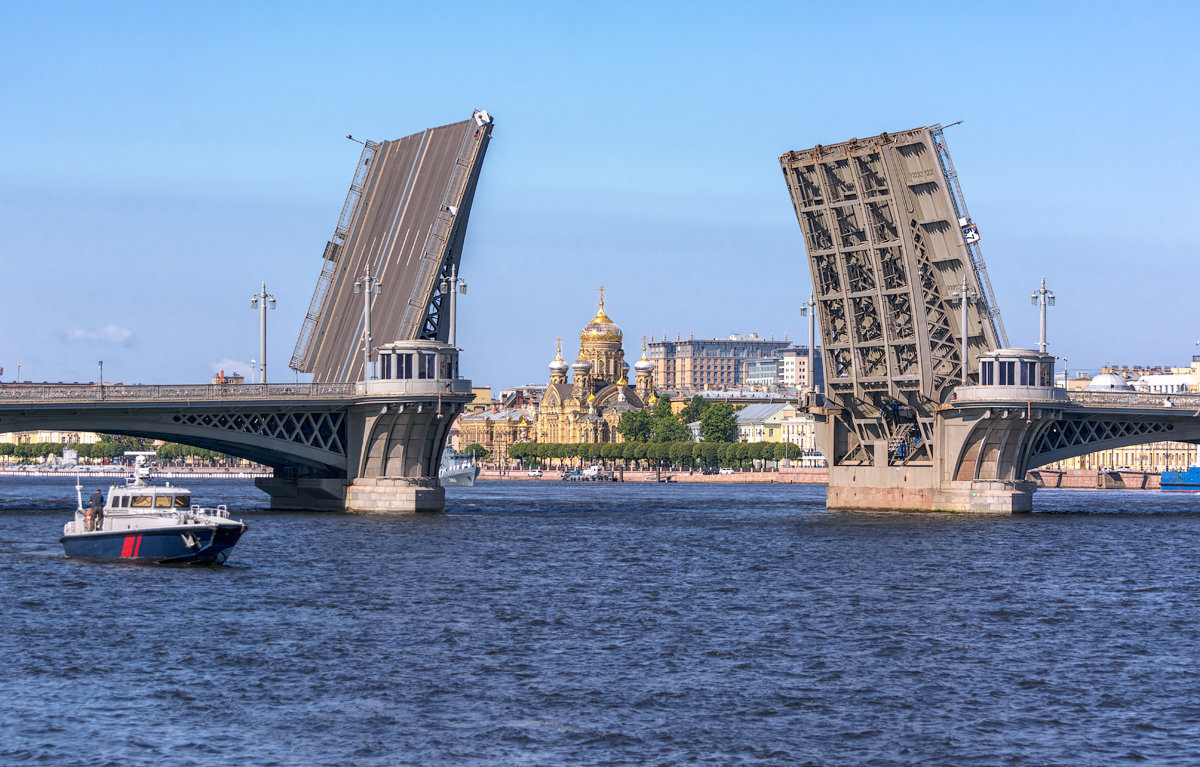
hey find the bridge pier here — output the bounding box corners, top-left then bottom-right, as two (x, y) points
(255, 477), (348, 511)
(819, 449), (1037, 514)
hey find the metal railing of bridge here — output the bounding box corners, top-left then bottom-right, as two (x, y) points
(0, 383), (361, 403)
(1066, 391), (1200, 410)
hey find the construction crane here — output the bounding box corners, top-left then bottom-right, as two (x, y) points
(928, 121), (1010, 348)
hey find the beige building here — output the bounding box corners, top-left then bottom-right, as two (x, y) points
(648, 333), (790, 393)
(0, 431), (102, 445)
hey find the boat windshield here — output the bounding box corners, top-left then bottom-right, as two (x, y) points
(130, 496), (152, 508)
(174, 495), (190, 507)
(155, 496), (172, 508)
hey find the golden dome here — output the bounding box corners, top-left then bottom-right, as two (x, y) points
(587, 392), (596, 402)
(581, 287), (622, 344)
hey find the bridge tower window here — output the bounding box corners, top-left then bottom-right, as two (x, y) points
(981, 361), (994, 386)
(998, 361), (1015, 386)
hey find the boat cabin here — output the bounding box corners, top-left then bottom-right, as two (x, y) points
(105, 483), (190, 512)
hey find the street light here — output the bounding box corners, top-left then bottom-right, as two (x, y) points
(798, 291), (817, 398)
(353, 264), (382, 380)
(951, 275), (978, 385)
(1060, 356), (1068, 388)
(250, 282), (276, 383)
(1031, 277), (1055, 354)
(250, 359), (256, 384)
(98, 361), (103, 400)
(438, 264), (467, 347)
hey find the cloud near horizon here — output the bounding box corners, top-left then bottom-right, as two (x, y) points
(65, 324), (134, 345)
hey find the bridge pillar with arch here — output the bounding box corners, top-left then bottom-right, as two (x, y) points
(0, 341), (472, 513)
(782, 126), (1200, 512)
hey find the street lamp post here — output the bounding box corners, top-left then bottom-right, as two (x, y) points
(1061, 357), (1068, 389)
(951, 275), (978, 384)
(353, 264), (382, 380)
(250, 282), (276, 383)
(98, 360), (103, 400)
(799, 292), (817, 398)
(250, 359), (256, 384)
(439, 264), (467, 347)
(1031, 277), (1056, 354)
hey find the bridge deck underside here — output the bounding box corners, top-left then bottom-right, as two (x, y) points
(0, 403), (350, 477)
(302, 118), (491, 383)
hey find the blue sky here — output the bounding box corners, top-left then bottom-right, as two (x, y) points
(2, 1), (1197, 388)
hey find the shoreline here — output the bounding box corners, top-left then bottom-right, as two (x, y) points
(0, 468), (272, 479)
(480, 467), (1181, 491)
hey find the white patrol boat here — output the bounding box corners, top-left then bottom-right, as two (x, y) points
(59, 452), (247, 565)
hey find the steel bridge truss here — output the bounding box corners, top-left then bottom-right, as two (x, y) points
(781, 126), (1003, 467)
(172, 410), (347, 457)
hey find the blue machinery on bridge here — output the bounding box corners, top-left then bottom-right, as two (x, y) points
(780, 125), (1200, 512)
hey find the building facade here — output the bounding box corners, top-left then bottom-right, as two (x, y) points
(648, 333), (790, 393)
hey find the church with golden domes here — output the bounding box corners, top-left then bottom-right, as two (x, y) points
(536, 288), (656, 444)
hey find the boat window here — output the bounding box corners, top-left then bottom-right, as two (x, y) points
(130, 495), (152, 507)
(174, 495), (190, 507)
(155, 495), (172, 508)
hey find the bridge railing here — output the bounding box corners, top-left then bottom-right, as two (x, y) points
(1067, 390), (1200, 410)
(0, 383), (361, 403)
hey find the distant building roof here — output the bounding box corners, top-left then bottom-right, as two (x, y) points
(735, 403), (792, 424)
(1084, 373), (1134, 392)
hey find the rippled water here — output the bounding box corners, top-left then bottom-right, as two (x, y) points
(3, 477), (1200, 765)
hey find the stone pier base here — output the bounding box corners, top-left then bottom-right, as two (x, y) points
(826, 467), (1035, 513)
(345, 478), (445, 513)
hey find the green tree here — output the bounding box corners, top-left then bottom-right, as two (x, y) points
(700, 402), (738, 442)
(462, 443), (492, 462)
(649, 397), (690, 443)
(678, 395), (710, 425)
(618, 409), (653, 442)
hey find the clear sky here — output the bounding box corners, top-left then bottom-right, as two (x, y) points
(2, 1), (1197, 388)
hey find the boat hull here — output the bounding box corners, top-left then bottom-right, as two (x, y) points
(60, 523), (246, 565)
(439, 467), (479, 487)
(1161, 466), (1200, 492)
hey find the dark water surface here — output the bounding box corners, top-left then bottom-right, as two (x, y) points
(3, 477), (1200, 766)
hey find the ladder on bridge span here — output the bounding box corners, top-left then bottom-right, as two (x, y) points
(928, 121), (1009, 348)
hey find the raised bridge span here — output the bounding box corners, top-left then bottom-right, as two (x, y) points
(781, 125), (1200, 511)
(3, 110), (495, 512)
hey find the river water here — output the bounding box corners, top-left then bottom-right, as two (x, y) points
(2, 477), (1200, 766)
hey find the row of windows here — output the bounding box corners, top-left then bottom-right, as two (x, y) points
(980, 360), (1047, 386)
(379, 352), (454, 381)
(110, 494), (190, 508)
